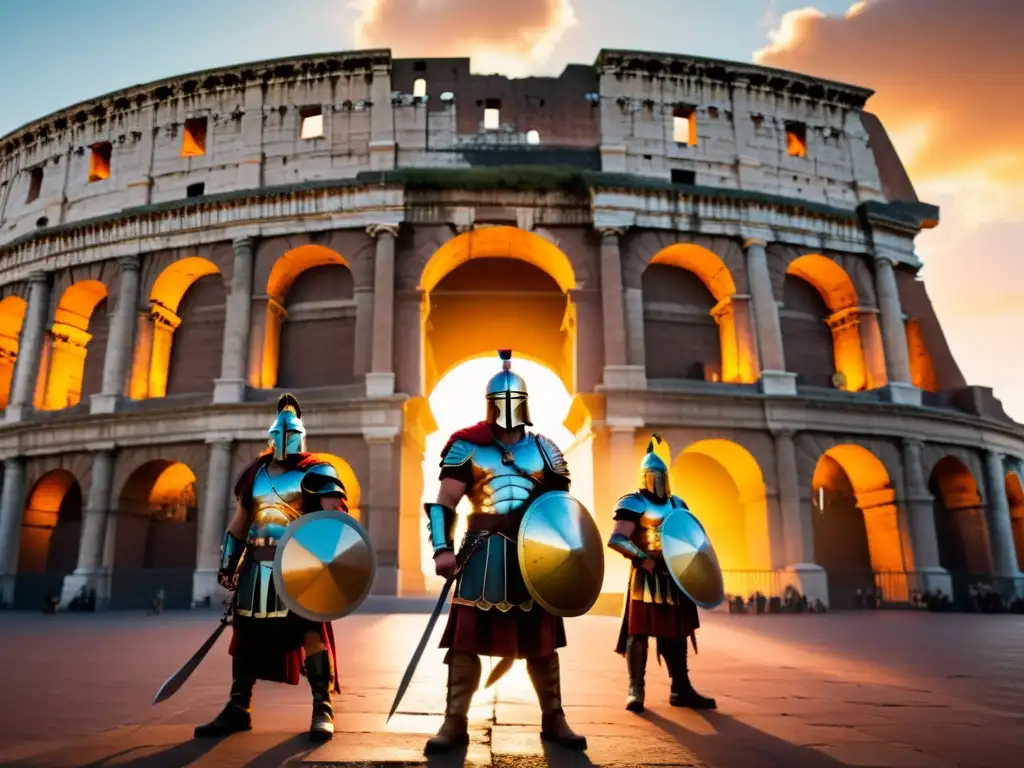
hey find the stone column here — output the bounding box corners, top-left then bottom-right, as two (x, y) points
(858, 308), (888, 390)
(369, 62), (396, 171)
(0, 457), (26, 604)
(6, 272), (52, 423)
(193, 439), (234, 605)
(147, 305), (181, 399)
(874, 256), (920, 405)
(214, 237), (256, 404)
(744, 239), (795, 395)
(983, 449), (1023, 580)
(61, 449), (116, 605)
(730, 294), (760, 384)
(772, 429), (827, 604)
(91, 256), (141, 414)
(367, 224), (399, 397)
(365, 428), (400, 595)
(900, 438), (951, 595)
(600, 229), (644, 388)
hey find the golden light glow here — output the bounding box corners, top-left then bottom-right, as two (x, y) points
(786, 123), (808, 158)
(420, 227), (577, 395)
(672, 440), (771, 596)
(38, 280), (108, 411)
(149, 462), (197, 506)
(1005, 471), (1024, 572)
(19, 469), (78, 575)
(787, 254), (867, 391)
(419, 226), (576, 294)
(672, 106), (698, 146)
(0, 296), (27, 409)
(309, 453), (362, 520)
(88, 143), (112, 183)
(130, 258), (220, 400)
(181, 117), (208, 157)
(905, 318), (939, 392)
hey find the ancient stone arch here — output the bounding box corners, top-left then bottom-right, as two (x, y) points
(927, 454), (991, 575)
(0, 295), (27, 408)
(37, 279), (108, 411)
(1004, 470), (1024, 572)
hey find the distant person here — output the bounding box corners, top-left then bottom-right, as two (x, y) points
(42, 593), (59, 614)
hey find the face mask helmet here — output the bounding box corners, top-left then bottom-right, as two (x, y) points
(639, 433), (671, 501)
(267, 393), (307, 461)
(485, 349), (532, 431)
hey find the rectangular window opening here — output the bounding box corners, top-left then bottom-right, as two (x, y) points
(671, 169), (696, 186)
(672, 105), (697, 146)
(786, 121), (808, 158)
(88, 142), (112, 183)
(181, 117), (208, 157)
(26, 167), (43, 203)
(413, 78), (428, 99)
(300, 107), (324, 140)
(186, 182), (205, 198)
(484, 98), (501, 130)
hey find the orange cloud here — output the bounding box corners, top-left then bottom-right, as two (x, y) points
(353, 0), (577, 75)
(754, 0), (1024, 186)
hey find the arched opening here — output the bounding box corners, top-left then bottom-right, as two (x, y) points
(253, 245), (355, 389)
(672, 439), (771, 597)
(419, 227), (577, 396)
(0, 296), (27, 408)
(811, 445), (907, 608)
(643, 245), (748, 383)
(1006, 472), (1024, 572)
(308, 453), (362, 521)
(36, 280), (109, 411)
(929, 456), (991, 581)
(782, 254), (868, 392)
(418, 357), (581, 590)
(130, 257), (224, 399)
(14, 470), (82, 609)
(110, 460), (198, 609)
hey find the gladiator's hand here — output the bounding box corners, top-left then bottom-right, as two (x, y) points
(217, 570), (237, 591)
(434, 549), (458, 579)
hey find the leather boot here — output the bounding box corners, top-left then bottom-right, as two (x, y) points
(661, 638), (716, 710)
(424, 652), (480, 755)
(526, 653), (587, 751)
(305, 651), (335, 742)
(194, 659), (255, 738)
(625, 636), (648, 713)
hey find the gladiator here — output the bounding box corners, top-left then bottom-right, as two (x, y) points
(193, 394), (349, 741)
(423, 350), (588, 754)
(607, 434), (717, 712)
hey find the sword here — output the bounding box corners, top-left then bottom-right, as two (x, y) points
(153, 595), (235, 705)
(484, 657), (515, 688)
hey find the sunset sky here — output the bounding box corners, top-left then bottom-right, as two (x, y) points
(1, 0), (1021, 419)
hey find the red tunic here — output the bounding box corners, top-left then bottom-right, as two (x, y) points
(437, 423), (566, 659)
(228, 452), (342, 692)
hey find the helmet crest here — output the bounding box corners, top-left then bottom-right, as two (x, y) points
(639, 433), (671, 500)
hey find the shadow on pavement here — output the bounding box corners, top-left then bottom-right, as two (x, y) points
(642, 709), (849, 768)
(425, 746), (470, 768)
(541, 743), (599, 767)
(241, 734), (316, 768)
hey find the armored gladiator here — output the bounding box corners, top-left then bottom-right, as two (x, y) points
(423, 350), (588, 754)
(607, 435), (717, 712)
(194, 394), (349, 742)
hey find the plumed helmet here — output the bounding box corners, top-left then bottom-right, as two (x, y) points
(485, 350), (532, 430)
(268, 393), (307, 461)
(639, 433), (670, 501)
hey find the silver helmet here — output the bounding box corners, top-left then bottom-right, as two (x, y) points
(485, 350), (532, 430)
(268, 393), (307, 461)
(639, 433), (670, 501)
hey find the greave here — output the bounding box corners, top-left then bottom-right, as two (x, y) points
(424, 652), (480, 755)
(625, 636), (648, 712)
(193, 657), (255, 738)
(660, 638), (716, 710)
(526, 653), (587, 752)
(305, 650), (335, 741)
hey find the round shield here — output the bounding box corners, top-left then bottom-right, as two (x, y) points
(661, 509), (725, 609)
(517, 490), (605, 618)
(272, 510), (376, 622)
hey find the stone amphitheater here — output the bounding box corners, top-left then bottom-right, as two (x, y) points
(0, 48), (1021, 612)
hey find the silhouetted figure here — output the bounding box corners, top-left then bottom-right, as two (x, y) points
(42, 593), (60, 614)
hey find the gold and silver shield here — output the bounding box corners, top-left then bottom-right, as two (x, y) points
(517, 490), (605, 617)
(661, 509), (725, 609)
(272, 510), (376, 622)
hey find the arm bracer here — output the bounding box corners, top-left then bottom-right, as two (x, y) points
(220, 530), (246, 574)
(608, 532), (650, 568)
(425, 503), (457, 553)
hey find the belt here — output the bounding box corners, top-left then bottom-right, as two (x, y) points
(467, 513), (521, 537)
(247, 537), (279, 548)
(247, 546), (277, 562)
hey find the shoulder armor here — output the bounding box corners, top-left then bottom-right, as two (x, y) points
(300, 462), (347, 498)
(535, 434), (570, 479)
(441, 439), (475, 468)
(670, 495), (690, 511)
(615, 492), (648, 516)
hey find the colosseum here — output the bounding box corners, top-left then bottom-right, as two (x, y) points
(0, 48), (1022, 613)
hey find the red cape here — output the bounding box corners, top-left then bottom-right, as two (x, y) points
(229, 450), (342, 692)
(441, 421), (497, 459)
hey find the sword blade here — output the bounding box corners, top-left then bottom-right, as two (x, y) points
(386, 577), (454, 723)
(153, 619), (230, 705)
(484, 657), (515, 689)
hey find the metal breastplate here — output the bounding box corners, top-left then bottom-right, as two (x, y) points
(638, 497), (676, 554)
(465, 437), (545, 516)
(247, 465), (306, 546)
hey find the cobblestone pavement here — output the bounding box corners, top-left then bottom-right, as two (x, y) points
(0, 609), (1021, 768)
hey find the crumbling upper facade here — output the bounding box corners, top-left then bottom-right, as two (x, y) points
(0, 49), (1021, 613)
